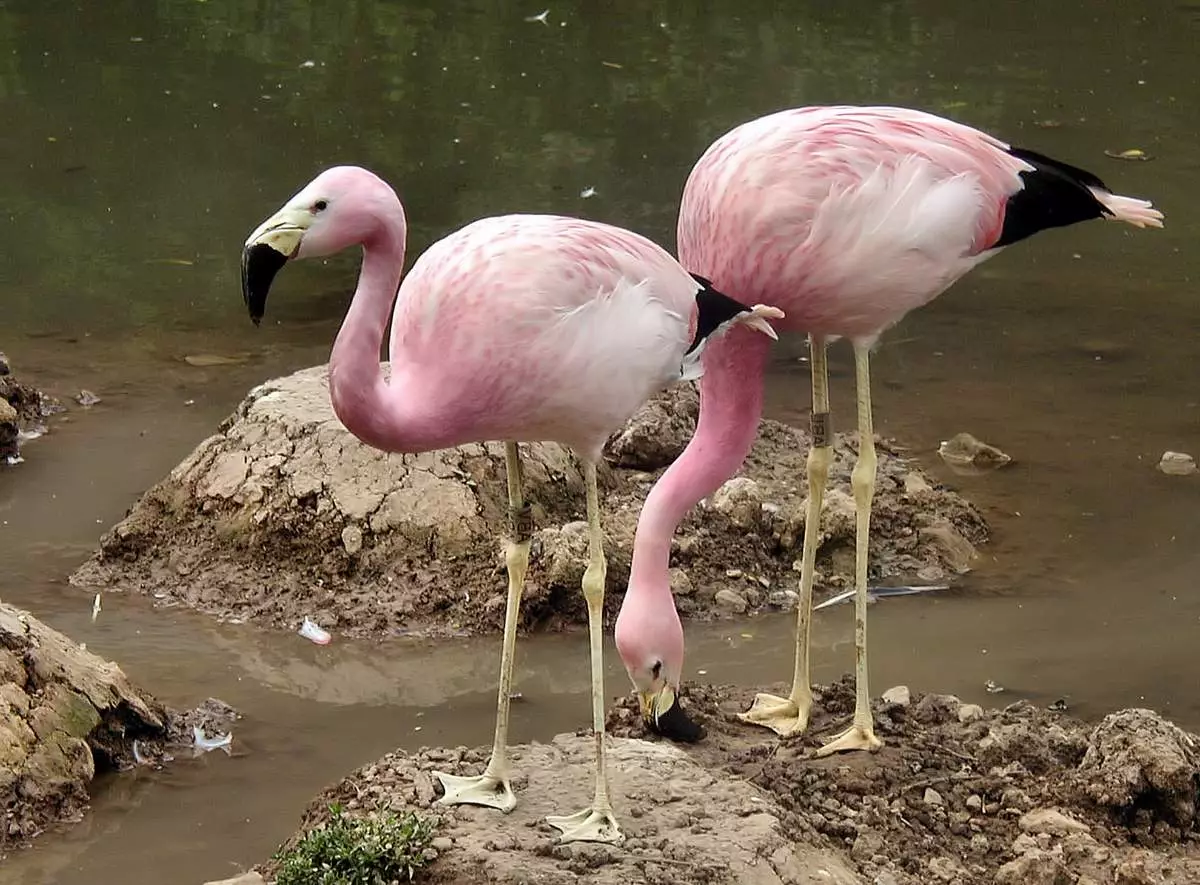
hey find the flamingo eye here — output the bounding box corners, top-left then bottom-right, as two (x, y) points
(313, 200), (328, 213)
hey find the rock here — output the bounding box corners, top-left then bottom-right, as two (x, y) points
(263, 734), (867, 885)
(0, 600), (222, 845)
(851, 829), (884, 861)
(714, 588), (748, 614)
(669, 567), (695, 597)
(1077, 708), (1200, 829)
(340, 524), (363, 555)
(767, 588), (799, 610)
(1156, 451), (1196, 476)
(74, 389), (102, 407)
(937, 432), (1011, 472)
(914, 692), (961, 724)
(924, 787), (945, 807)
(710, 477), (765, 530)
(882, 685), (911, 706)
(958, 703), (985, 723)
(995, 850), (1072, 885)
(0, 397), (15, 424)
(0, 350), (10, 375)
(70, 372), (989, 639)
(603, 384), (699, 469)
(202, 874), (265, 885)
(918, 518), (977, 574)
(966, 794), (983, 812)
(1019, 807), (1090, 836)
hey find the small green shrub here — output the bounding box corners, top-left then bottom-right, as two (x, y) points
(273, 803), (437, 885)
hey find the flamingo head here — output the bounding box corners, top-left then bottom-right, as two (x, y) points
(614, 600), (705, 743)
(240, 166), (405, 325)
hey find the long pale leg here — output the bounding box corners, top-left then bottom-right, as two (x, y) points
(740, 334), (832, 736)
(546, 459), (623, 844)
(816, 343), (883, 756)
(434, 442), (531, 811)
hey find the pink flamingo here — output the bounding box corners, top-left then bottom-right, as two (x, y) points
(616, 105), (1163, 756)
(240, 166), (782, 843)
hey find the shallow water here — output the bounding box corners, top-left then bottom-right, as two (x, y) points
(1, 0), (1197, 882)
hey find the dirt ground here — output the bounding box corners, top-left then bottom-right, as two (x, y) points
(262, 683), (1200, 885)
(70, 365), (989, 640)
(0, 600), (237, 853)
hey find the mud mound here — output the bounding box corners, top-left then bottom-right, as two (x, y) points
(606, 682), (1200, 885)
(0, 601), (236, 850)
(263, 734), (864, 885)
(71, 365), (988, 639)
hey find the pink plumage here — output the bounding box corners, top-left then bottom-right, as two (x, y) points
(617, 105), (1163, 750)
(241, 165), (779, 842)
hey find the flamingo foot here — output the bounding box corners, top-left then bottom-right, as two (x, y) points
(814, 722), (883, 757)
(434, 771), (517, 813)
(738, 692), (812, 737)
(545, 806), (624, 845)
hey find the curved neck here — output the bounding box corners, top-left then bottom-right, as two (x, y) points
(628, 327), (770, 600)
(328, 221), (407, 449)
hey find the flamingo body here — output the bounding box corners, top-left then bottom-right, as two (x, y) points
(241, 165), (777, 843)
(678, 105), (1161, 343)
(617, 105), (1162, 747)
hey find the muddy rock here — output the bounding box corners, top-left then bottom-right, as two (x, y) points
(1076, 708), (1200, 831)
(263, 733), (866, 885)
(71, 367), (989, 638)
(0, 600), (233, 849)
(0, 359), (63, 464)
(601, 680), (1200, 885)
(604, 383), (699, 469)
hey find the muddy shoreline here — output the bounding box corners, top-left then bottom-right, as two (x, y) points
(71, 366), (991, 642)
(255, 682), (1200, 885)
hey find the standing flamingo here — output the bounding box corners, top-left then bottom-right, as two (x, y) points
(615, 105), (1163, 756)
(240, 166), (781, 843)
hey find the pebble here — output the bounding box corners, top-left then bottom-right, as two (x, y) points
(882, 685), (911, 706)
(767, 588), (799, 610)
(341, 525), (363, 555)
(923, 788), (945, 807)
(431, 836), (453, 851)
(958, 703), (984, 723)
(74, 389), (101, 407)
(966, 794), (983, 812)
(1157, 451), (1196, 476)
(714, 588), (748, 614)
(1019, 807), (1091, 836)
(668, 567), (694, 596)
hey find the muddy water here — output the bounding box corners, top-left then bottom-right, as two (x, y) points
(1, 0), (1197, 881)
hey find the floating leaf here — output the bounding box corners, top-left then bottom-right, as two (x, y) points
(1103, 148), (1153, 161)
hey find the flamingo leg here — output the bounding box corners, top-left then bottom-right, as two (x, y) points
(740, 334), (830, 736)
(546, 459), (624, 844)
(816, 343), (882, 756)
(434, 442), (531, 812)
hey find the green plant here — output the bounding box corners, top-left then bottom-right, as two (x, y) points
(273, 803), (437, 885)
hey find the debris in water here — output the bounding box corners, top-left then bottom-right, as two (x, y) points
(75, 390), (101, 407)
(91, 593), (101, 622)
(144, 257), (194, 266)
(937, 432), (1011, 474)
(183, 353), (249, 367)
(985, 679), (1006, 694)
(1048, 698), (1069, 712)
(580, 186), (597, 198)
(132, 739), (149, 765)
(298, 617), (331, 645)
(814, 584), (949, 612)
(193, 725), (233, 754)
(601, 61), (623, 69)
(509, 692), (524, 702)
(299, 59), (316, 68)
(1104, 148), (1153, 161)
(1157, 451), (1196, 476)
(524, 8), (550, 24)
(17, 423), (46, 443)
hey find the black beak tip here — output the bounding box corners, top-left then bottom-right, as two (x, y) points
(647, 697), (706, 744)
(241, 242), (289, 327)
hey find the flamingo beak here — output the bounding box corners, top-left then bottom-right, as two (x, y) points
(241, 209), (309, 326)
(638, 686), (706, 743)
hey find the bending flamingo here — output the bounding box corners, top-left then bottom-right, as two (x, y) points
(240, 166), (781, 843)
(616, 105), (1163, 754)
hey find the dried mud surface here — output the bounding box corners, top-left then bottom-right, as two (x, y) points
(71, 365), (989, 640)
(0, 600), (236, 853)
(258, 683), (1200, 885)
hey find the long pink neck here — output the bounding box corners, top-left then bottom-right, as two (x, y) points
(627, 327), (769, 604)
(327, 221), (420, 451)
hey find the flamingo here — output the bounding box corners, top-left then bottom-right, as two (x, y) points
(239, 166), (782, 843)
(615, 105), (1164, 756)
